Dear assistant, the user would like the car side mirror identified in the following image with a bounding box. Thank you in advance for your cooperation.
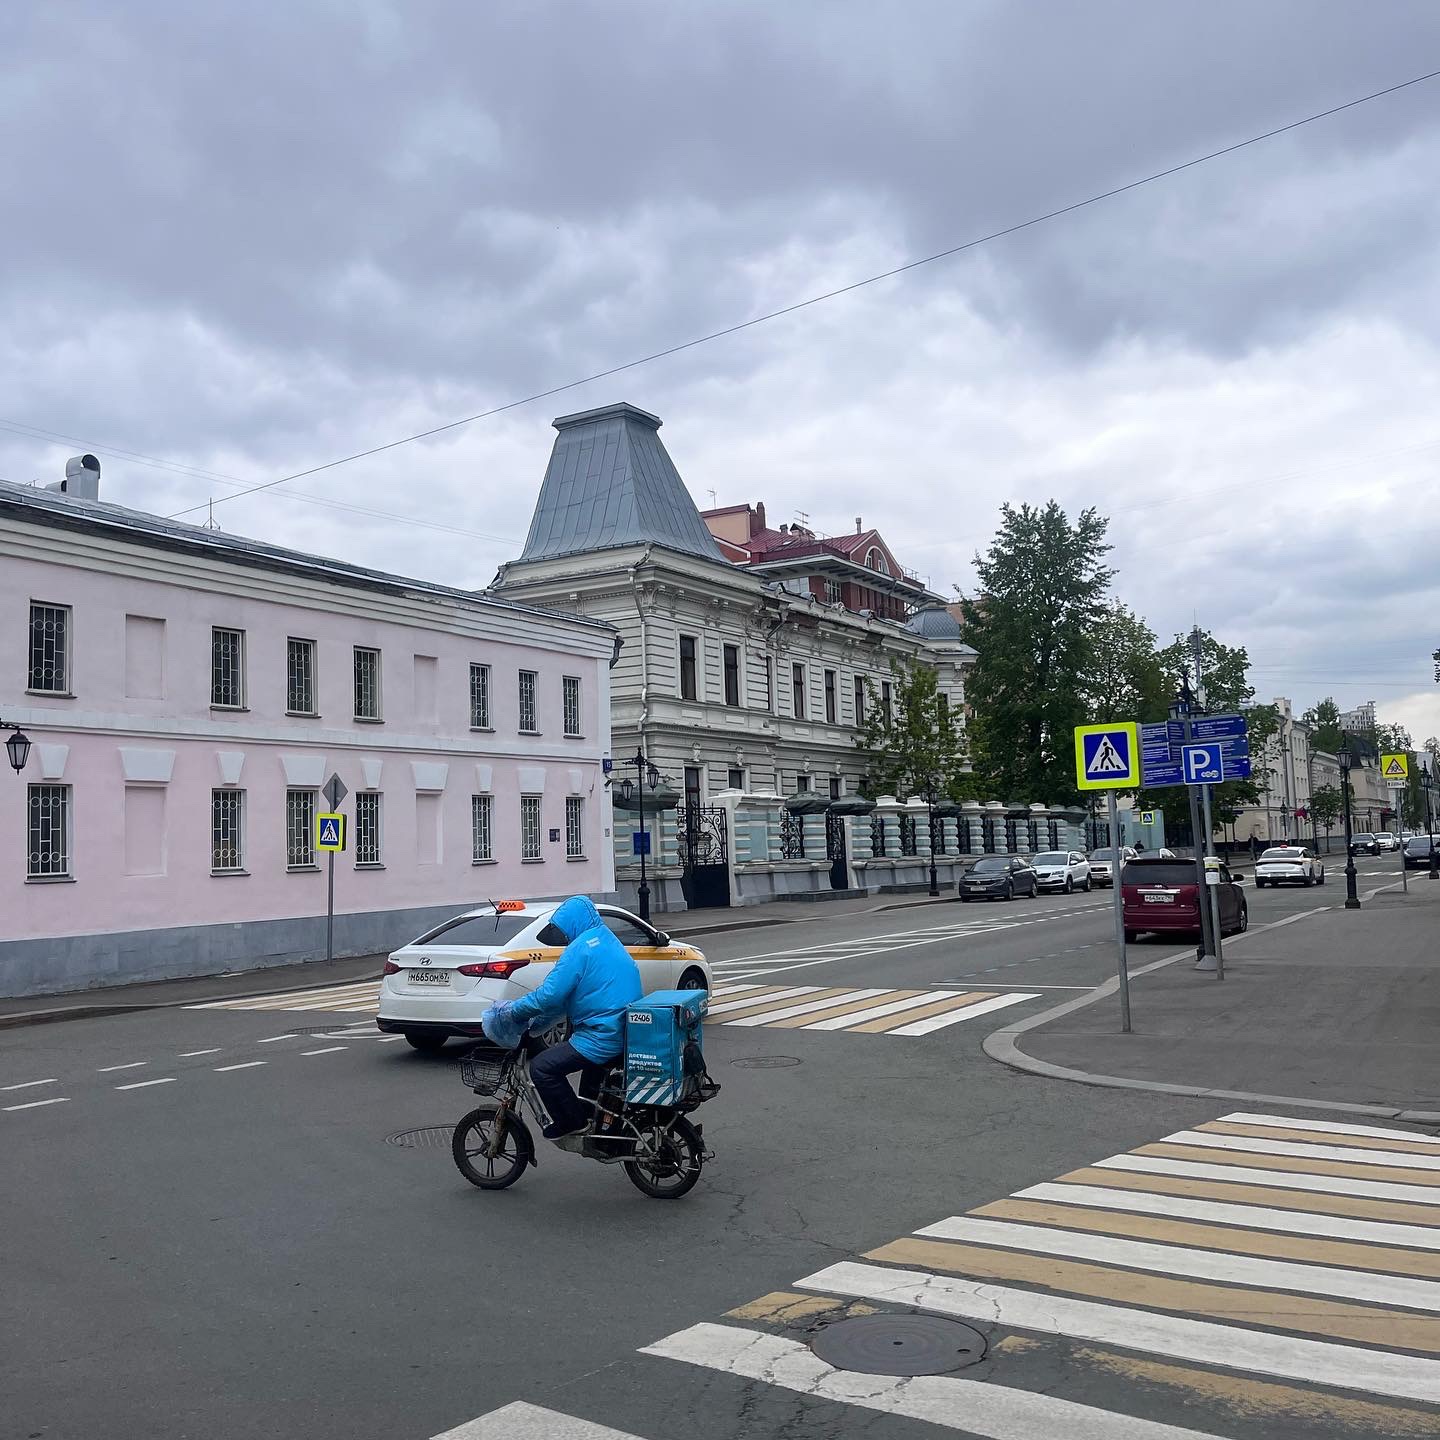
[654,930,671,947]
[1231,874,1245,884]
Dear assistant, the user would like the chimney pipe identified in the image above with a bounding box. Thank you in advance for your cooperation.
[48,454,101,502]
[855,517,862,534]
[754,501,766,536]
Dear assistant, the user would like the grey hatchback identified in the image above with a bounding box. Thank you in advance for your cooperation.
[959,855,1039,902]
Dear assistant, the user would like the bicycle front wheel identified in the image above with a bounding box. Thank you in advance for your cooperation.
[452,1105,531,1190]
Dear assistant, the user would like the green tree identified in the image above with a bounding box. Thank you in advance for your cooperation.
[1309,784,1342,848]
[856,661,965,801]
[959,501,1113,804]
[1084,603,1171,724]
[1375,721,1413,754]
[1301,697,1343,755]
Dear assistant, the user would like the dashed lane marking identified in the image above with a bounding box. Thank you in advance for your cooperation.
[114,1077,176,1091]
[213,1061,267,1073]
[4,1097,70,1112]
[1,1078,58,1091]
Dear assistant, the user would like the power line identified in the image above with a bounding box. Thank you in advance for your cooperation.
[164,64,1440,521]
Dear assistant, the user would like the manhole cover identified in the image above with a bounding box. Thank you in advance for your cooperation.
[385,1127,452,1149]
[730,1056,801,1069]
[810,1314,987,1375]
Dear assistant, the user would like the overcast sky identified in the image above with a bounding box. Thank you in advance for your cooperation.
[4,2,1439,744]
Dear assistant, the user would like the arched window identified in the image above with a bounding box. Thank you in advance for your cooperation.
[865,547,890,576]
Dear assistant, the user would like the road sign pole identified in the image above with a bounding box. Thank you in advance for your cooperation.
[1107,790,1131,1034]
[1180,712,1216,969]
[326,850,335,964]
[1200,779,1224,981]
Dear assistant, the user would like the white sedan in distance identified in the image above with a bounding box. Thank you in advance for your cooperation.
[1254,846,1326,888]
[376,900,712,1051]
[1030,851,1093,893]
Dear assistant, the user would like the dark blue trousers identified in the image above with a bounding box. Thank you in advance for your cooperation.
[530,1040,610,1134]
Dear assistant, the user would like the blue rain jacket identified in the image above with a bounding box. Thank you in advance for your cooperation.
[502,897,642,1062]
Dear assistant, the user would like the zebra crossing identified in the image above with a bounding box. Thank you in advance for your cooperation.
[437,1109,1440,1438]
[189,979,1041,1036]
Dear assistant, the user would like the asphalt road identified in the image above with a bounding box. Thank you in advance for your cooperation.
[4,869,1434,1440]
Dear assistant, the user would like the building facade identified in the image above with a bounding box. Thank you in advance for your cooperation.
[492,403,983,909]
[1,473,616,998]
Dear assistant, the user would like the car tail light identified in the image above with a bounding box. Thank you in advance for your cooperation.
[456,957,531,979]
[382,960,402,975]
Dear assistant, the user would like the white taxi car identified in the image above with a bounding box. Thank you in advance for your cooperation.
[1254,846,1326,888]
[376,901,712,1051]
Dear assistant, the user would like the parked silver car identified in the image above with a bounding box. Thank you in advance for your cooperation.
[1031,850,1093,893]
[1087,846,1137,887]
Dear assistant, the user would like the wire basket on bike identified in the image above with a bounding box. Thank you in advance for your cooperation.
[458,1049,510,1095]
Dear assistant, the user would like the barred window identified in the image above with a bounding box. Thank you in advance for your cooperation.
[353,647,381,720]
[211,789,245,873]
[565,796,584,857]
[520,794,541,860]
[563,675,582,736]
[26,784,70,878]
[355,792,382,865]
[287,638,316,714]
[469,663,491,728]
[28,603,70,693]
[471,794,493,862]
[518,670,538,733]
[286,789,318,868]
[211,627,245,708]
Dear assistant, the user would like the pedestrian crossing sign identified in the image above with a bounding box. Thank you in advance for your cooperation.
[1074,722,1139,790]
[1381,752,1409,785]
[316,812,346,851]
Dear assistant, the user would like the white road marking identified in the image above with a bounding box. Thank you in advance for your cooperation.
[4,1097,70,1112]
[375,1036,406,1043]
[1097,1153,1440,1206]
[431,1400,651,1439]
[723,988,892,1026]
[797,1260,1440,1405]
[702,986,823,1015]
[1221,1111,1440,1148]
[178,1049,222,1057]
[0,1078,58,1091]
[887,992,1039,1035]
[1163,1128,1440,1172]
[114,1077,177,1091]
[300,1047,348,1057]
[800,989,964,1030]
[644,1322,1234,1440]
[97,1062,147,1073]
[914,1214,1440,1311]
[214,1061,267,1073]
[1020,1181,1440,1251]
[257,1034,299,1044]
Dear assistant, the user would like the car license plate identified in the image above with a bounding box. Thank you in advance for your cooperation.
[408,969,450,985]
[1142,892,1175,904]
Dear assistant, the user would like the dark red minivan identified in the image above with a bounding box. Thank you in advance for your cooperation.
[1121,856,1248,943]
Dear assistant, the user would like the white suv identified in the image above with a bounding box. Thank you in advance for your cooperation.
[1031,851,1093,893]
[1087,846,1137,887]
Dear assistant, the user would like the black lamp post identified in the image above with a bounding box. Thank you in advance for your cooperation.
[3,720,32,775]
[620,749,662,921]
[1424,769,1438,881]
[1339,739,1360,910]
[924,779,940,898]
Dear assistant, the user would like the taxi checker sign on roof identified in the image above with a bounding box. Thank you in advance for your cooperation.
[1074,722,1139,791]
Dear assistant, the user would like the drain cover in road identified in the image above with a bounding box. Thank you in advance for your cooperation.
[810,1313,987,1375]
[730,1056,801,1069]
[385,1127,452,1149]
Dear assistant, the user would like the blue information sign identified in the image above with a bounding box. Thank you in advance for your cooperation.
[632,831,651,856]
[1191,714,1248,741]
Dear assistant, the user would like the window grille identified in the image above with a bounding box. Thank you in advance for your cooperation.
[28,603,70,693]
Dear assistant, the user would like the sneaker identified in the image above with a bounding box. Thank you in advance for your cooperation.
[541,1120,587,1141]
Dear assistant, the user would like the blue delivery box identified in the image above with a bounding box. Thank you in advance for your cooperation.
[624,989,708,1106]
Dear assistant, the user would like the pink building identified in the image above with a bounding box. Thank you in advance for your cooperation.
[0,468,616,998]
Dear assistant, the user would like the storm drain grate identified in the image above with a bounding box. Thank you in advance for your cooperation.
[810,1313,987,1376]
[385,1127,453,1149]
[730,1056,801,1069]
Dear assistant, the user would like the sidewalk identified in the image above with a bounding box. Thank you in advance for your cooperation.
[0,888,962,1028]
[1000,879,1440,1117]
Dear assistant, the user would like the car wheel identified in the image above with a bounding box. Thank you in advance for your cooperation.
[404,1032,448,1053]
[1083,877,1092,892]
[1123,929,1139,944]
[1303,873,1314,886]
[1318,869,1326,885]
[1003,882,1014,901]
[678,967,708,993]
[537,1018,573,1048]
[1235,904,1249,934]
[1065,876,1074,894]
[960,894,973,903]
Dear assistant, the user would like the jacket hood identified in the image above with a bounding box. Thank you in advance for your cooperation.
[550,895,604,943]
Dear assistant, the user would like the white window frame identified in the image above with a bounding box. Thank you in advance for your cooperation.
[211,788,245,874]
[470,662,491,729]
[565,795,585,858]
[824,578,842,606]
[355,791,382,866]
[211,627,246,709]
[518,670,539,733]
[353,646,382,721]
[520,794,542,861]
[286,788,319,869]
[287,637,317,716]
[27,601,72,695]
[472,794,494,863]
[562,675,582,737]
[26,782,72,880]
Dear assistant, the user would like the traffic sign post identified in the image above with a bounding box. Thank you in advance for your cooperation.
[320,773,348,965]
[1075,723,1138,1033]
[1381,755,1411,893]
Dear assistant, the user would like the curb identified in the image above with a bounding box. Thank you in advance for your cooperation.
[982,881,1440,1125]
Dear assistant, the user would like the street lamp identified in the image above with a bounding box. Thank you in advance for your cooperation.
[620,750,662,921]
[1423,768,1438,881]
[924,778,940,897]
[1339,739,1361,910]
[3,721,32,774]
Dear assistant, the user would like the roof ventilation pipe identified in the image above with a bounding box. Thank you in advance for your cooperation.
[47,454,101,501]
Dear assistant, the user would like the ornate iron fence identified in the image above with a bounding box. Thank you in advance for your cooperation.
[956,820,973,854]
[1048,820,1060,850]
[678,804,728,868]
[780,811,806,859]
[1004,819,1019,853]
[870,815,886,856]
[980,817,997,853]
[899,815,918,856]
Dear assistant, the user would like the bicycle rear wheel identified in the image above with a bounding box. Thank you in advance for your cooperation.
[452,1105,531,1190]
[623,1117,704,1200]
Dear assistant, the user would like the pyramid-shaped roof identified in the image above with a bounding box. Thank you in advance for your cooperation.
[518,403,724,564]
